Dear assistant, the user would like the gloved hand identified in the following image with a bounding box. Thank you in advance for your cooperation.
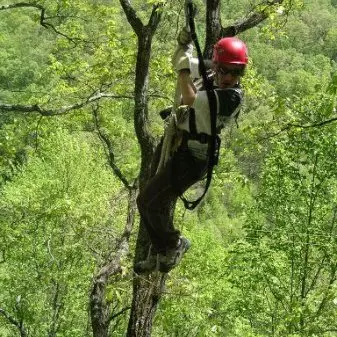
[172,43,193,72]
[177,27,192,46]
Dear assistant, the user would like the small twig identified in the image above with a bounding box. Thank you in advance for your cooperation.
[257,117,337,142]
[0,307,28,337]
[108,306,131,323]
[222,0,285,36]
[0,2,88,44]
[91,105,132,189]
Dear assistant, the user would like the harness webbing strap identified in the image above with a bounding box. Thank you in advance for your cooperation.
[180,1,219,210]
[188,108,197,135]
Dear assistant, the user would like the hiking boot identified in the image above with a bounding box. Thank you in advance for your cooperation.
[134,251,159,274]
[158,237,191,273]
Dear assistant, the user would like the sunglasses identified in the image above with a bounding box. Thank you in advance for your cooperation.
[216,66,245,77]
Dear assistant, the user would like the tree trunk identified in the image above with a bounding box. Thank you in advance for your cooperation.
[118,2,165,336]
[127,272,167,336]
[204,0,222,59]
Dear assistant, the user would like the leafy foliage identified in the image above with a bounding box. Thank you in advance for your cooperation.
[0,0,337,336]
[0,128,125,336]
[225,85,337,336]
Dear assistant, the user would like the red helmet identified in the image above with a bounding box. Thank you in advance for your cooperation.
[213,37,248,65]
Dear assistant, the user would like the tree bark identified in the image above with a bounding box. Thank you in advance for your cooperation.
[127,272,167,336]
[204,0,222,59]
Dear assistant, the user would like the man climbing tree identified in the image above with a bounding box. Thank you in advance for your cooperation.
[135,19,248,273]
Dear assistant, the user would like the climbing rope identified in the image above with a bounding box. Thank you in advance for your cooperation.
[179,0,220,210]
[156,0,219,210]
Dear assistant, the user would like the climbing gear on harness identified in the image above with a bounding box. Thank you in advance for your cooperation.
[156,104,190,174]
[213,37,248,65]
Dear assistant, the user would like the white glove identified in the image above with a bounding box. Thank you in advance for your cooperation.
[177,27,192,46]
[172,43,193,72]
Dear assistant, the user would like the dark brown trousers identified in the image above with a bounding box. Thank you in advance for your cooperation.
[137,143,208,253]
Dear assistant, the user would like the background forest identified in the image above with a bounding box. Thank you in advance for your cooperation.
[0,0,336,336]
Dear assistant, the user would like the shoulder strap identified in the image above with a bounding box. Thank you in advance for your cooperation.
[188,108,197,135]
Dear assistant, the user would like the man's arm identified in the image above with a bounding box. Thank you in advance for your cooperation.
[179,70,196,106]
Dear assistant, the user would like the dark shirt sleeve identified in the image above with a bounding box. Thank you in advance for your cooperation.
[215,88,243,117]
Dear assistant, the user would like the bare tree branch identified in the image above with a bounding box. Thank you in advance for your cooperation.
[306,209,337,298]
[257,117,337,142]
[92,105,132,189]
[90,185,137,337]
[48,281,63,337]
[0,92,133,116]
[222,0,285,36]
[0,308,28,337]
[119,0,143,36]
[205,0,286,57]
[108,306,131,323]
[0,2,88,43]
[314,263,337,319]
[148,3,164,29]
[118,1,163,37]
[0,2,43,12]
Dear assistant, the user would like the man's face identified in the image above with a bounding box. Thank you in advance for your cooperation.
[213,62,245,88]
